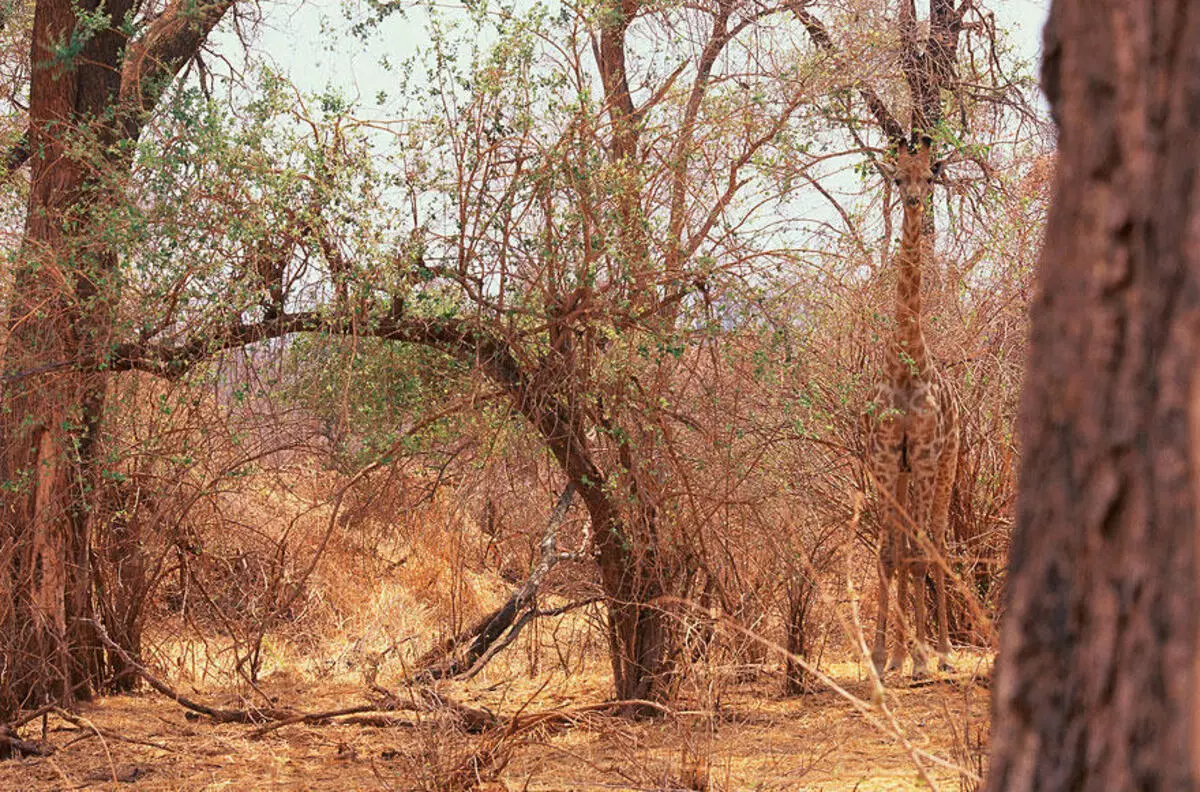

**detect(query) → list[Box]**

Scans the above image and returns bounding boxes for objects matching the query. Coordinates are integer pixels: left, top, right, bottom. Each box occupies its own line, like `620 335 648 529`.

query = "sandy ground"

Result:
0 656 989 792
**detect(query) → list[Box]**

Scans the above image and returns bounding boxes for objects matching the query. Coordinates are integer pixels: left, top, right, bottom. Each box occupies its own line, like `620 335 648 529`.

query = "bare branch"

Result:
790 4 905 142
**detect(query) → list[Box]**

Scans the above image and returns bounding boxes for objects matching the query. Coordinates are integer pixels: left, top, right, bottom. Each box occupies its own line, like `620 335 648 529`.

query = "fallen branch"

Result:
0 724 51 759
506 698 677 733
416 483 589 680
81 618 296 724
248 704 383 738
82 613 671 753
51 708 179 755
83 616 502 741
460 597 603 682
0 705 178 762
336 714 417 728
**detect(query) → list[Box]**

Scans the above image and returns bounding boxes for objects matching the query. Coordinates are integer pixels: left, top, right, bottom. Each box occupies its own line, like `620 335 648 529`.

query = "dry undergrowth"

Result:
1 473 993 791
0 651 991 791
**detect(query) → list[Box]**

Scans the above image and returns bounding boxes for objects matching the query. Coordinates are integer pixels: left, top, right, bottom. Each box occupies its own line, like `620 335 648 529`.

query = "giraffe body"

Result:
864 134 960 679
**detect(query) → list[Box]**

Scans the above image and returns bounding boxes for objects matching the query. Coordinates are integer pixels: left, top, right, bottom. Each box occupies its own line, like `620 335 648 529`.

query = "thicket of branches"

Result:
0 0 1048 722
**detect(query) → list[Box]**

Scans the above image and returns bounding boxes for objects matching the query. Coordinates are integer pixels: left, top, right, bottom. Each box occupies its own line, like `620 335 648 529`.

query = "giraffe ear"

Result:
879 160 897 181
930 158 947 180
919 134 934 151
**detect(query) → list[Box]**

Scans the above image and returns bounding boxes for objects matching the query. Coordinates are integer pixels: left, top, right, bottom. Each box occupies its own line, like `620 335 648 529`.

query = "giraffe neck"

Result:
890 202 932 382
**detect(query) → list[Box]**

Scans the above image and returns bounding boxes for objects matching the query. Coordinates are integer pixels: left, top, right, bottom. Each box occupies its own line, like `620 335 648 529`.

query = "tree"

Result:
0 0 236 716
0 0 1042 718
97 0 831 712
987 1 1200 787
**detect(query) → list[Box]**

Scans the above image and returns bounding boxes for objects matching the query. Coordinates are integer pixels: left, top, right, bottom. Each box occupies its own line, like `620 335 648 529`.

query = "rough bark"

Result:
986 2 1200 788
1 0 134 715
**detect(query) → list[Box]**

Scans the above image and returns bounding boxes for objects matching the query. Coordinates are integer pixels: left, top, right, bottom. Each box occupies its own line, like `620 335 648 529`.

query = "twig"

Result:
249 704 379 738
80 618 295 724
59 711 118 786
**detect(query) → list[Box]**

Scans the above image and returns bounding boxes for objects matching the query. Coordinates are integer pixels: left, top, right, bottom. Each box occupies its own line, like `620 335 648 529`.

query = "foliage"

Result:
0 0 1049 721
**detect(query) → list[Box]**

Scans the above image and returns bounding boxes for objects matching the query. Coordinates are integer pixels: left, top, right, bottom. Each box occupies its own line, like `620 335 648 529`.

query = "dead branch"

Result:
81 618 295 724
50 708 179 755
415 482 588 680
0 724 51 759
460 597 603 682
248 704 384 738
86 615 500 739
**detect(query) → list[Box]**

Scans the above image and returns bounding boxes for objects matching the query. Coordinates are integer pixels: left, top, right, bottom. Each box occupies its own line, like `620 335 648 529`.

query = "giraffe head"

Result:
881 133 945 209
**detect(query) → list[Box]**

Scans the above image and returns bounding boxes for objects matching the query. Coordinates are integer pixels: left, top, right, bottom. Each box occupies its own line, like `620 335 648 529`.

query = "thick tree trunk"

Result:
0 0 232 719
986 2 1200 788
0 0 127 713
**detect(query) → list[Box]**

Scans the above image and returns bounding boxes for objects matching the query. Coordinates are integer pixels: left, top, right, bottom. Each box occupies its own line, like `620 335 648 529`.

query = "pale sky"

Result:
210 0 1054 264
235 0 1052 105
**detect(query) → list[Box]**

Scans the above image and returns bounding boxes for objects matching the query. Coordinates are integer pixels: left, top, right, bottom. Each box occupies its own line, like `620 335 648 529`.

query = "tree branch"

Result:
415 482 588 680
120 0 237 121
109 307 609 518
790 3 905 142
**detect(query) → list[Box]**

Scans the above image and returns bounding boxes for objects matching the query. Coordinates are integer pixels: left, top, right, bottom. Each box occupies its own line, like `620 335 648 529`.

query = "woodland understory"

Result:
0 0 1052 788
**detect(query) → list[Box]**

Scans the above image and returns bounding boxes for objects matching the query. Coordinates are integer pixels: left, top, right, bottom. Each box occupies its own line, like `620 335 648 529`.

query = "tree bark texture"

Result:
1 0 136 715
987 2 1200 788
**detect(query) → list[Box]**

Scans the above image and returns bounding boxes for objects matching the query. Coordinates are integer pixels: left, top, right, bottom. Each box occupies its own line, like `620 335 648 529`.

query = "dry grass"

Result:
3 468 993 791
0 651 990 791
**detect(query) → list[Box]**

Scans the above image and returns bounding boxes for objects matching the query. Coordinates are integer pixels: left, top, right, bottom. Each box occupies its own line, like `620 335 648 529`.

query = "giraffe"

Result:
863 132 960 679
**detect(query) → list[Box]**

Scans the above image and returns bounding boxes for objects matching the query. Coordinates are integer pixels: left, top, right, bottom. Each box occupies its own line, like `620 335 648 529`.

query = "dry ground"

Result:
0 656 990 792
1 478 993 790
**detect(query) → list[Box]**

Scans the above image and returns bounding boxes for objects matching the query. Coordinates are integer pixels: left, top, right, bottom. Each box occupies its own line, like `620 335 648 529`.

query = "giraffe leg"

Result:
908 464 937 680
872 529 895 677
888 537 909 673
910 556 931 679
871 466 905 678
888 474 911 673
931 427 961 672
933 563 953 672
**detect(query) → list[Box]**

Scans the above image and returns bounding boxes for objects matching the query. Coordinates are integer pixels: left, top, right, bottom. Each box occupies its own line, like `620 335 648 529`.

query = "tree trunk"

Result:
0 0 233 719
482 343 675 712
0 0 133 714
987 2 1200 788
577 482 671 716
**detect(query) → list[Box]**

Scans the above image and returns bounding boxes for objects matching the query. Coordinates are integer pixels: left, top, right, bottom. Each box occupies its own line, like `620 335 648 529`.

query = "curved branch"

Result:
109 309 609 514
119 0 237 123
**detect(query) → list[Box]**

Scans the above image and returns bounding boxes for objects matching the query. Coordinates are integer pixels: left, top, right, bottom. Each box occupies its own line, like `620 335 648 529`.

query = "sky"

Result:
234 0 1053 104
208 0 1055 264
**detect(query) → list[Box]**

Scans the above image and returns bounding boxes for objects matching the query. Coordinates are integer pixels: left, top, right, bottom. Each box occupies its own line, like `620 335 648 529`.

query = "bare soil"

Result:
1 658 989 791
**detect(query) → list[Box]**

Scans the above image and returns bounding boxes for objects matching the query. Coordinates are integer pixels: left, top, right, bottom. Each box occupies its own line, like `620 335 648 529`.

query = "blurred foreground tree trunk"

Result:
0 0 233 718
987 1 1200 787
